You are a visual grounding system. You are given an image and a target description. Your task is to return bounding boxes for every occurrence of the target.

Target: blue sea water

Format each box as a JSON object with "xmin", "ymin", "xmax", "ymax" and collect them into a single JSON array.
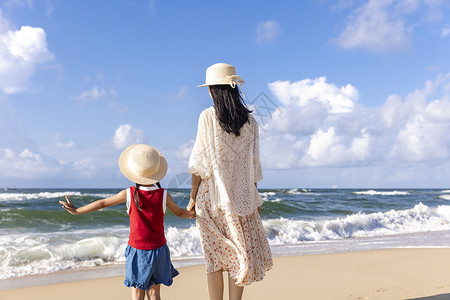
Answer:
[{"xmin": 1, "ymin": 188, "xmax": 450, "ymax": 279}]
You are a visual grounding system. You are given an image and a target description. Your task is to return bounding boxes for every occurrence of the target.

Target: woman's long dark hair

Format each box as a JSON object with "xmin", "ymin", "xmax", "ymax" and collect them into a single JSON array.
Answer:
[
  {"xmin": 209, "ymin": 85, "xmax": 251, "ymax": 136},
  {"xmin": 134, "ymin": 182, "xmax": 161, "ymax": 211}
]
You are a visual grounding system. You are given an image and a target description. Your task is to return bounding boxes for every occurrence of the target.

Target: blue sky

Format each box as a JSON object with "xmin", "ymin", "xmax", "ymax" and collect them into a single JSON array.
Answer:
[{"xmin": 1, "ymin": 0, "xmax": 450, "ymax": 188}]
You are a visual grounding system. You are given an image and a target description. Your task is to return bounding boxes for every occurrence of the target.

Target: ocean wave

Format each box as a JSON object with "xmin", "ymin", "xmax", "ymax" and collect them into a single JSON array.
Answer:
[
  {"xmin": 0, "ymin": 191, "xmax": 83, "ymax": 201},
  {"xmin": 440, "ymin": 190, "xmax": 450, "ymax": 194},
  {"xmin": 353, "ymin": 190, "xmax": 410, "ymax": 196},
  {"xmin": 262, "ymin": 203, "xmax": 450, "ymax": 244},
  {"xmin": 439, "ymin": 195, "xmax": 450, "ymax": 200},
  {"xmin": 259, "ymin": 192, "xmax": 277, "ymax": 201},
  {"xmin": 166, "ymin": 226, "xmax": 202, "ymax": 256},
  {"xmin": 4, "ymin": 202, "xmax": 450, "ymax": 279},
  {"xmin": 0, "ymin": 191, "xmax": 115, "ymax": 202},
  {"xmin": 168, "ymin": 191, "xmax": 188, "ymax": 199},
  {"xmin": 0, "ymin": 225, "xmax": 201, "ymax": 279},
  {"xmin": 268, "ymin": 198, "xmax": 282, "ymax": 203},
  {"xmin": 260, "ymin": 192, "xmax": 276, "ymax": 197},
  {"xmin": 286, "ymin": 188, "xmax": 312, "ymax": 195},
  {"xmin": 0, "ymin": 233, "xmax": 127, "ymax": 279}
]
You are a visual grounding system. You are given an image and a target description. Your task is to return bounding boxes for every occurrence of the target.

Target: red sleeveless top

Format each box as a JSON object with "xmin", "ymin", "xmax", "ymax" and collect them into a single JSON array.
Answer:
[{"xmin": 127, "ymin": 186, "xmax": 167, "ymax": 250}]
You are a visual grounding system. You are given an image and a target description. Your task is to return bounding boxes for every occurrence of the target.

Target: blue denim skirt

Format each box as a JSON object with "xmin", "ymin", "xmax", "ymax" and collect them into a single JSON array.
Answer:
[{"xmin": 123, "ymin": 244, "xmax": 179, "ymax": 290}]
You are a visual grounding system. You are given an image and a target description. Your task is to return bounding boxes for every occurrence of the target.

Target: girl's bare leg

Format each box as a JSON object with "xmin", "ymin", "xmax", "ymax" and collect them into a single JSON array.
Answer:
[
  {"xmin": 147, "ymin": 284, "xmax": 161, "ymax": 300},
  {"xmin": 207, "ymin": 270, "xmax": 224, "ymax": 300},
  {"xmin": 131, "ymin": 287, "xmax": 146, "ymax": 300},
  {"xmin": 228, "ymin": 273, "xmax": 244, "ymax": 300}
]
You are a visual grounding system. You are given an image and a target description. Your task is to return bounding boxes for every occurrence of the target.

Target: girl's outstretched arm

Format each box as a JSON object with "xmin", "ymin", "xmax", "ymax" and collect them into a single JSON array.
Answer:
[
  {"xmin": 166, "ymin": 193, "xmax": 195, "ymax": 219},
  {"xmin": 59, "ymin": 190, "xmax": 127, "ymax": 215}
]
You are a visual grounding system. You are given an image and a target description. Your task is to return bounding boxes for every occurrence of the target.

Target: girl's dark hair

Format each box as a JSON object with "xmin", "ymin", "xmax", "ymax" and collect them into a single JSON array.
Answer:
[
  {"xmin": 209, "ymin": 85, "xmax": 251, "ymax": 136},
  {"xmin": 134, "ymin": 182, "xmax": 161, "ymax": 211}
]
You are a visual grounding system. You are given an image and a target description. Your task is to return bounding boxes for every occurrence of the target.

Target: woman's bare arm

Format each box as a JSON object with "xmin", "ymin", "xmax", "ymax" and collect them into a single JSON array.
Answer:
[{"xmin": 187, "ymin": 174, "xmax": 202, "ymax": 211}]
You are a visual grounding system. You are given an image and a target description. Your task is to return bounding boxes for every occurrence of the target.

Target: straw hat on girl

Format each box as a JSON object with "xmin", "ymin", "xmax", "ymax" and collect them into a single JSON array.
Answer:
[
  {"xmin": 119, "ymin": 144, "xmax": 168, "ymax": 185},
  {"xmin": 197, "ymin": 63, "xmax": 245, "ymax": 88}
]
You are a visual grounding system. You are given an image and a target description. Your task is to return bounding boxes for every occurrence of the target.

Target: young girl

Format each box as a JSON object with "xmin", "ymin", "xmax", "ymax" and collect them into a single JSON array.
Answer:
[{"xmin": 60, "ymin": 144, "xmax": 195, "ymax": 300}]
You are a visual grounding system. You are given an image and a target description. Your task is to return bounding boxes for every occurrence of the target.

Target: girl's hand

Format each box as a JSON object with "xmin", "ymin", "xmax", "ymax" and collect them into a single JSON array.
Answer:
[
  {"xmin": 188, "ymin": 209, "xmax": 196, "ymax": 220},
  {"xmin": 59, "ymin": 196, "xmax": 79, "ymax": 215}
]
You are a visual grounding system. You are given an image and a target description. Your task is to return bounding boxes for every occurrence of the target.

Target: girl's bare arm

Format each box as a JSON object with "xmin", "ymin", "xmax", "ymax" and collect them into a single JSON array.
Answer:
[
  {"xmin": 166, "ymin": 193, "xmax": 195, "ymax": 219},
  {"xmin": 59, "ymin": 190, "xmax": 127, "ymax": 215}
]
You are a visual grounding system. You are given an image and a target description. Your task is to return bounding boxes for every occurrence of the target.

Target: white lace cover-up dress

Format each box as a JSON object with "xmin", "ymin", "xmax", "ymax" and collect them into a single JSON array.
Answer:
[{"xmin": 188, "ymin": 106, "xmax": 273, "ymax": 286}]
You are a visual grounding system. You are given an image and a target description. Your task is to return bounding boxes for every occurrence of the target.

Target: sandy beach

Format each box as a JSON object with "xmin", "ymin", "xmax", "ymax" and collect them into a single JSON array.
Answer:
[{"xmin": 2, "ymin": 248, "xmax": 450, "ymax": 300}]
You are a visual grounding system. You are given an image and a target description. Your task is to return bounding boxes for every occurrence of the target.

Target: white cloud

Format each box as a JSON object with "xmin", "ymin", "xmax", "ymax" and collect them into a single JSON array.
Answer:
[
  {"xmin": 256, "ymin": 20, "xmax": 282, "ymax": 44},
  {"xmin": 336, "ymin": 0, "xmax": 412, "ymax": 53},
  {"xmin": 74, "ymin": 86, "xmax": 107, "ymax": 102},
  {"xmin": 269, "ymin": 77, "xmax": 357, "ymax": 114},
  {"xmin": 46, "ymin": 0, "xmax": 55, "ymax": 17},
  {"xmin": 390, "ymin": 114, "xmax": 449, "ymax": 161},
  {"xmin": 166, "ymin": 86, "xmax": 188, "ymax": 101},
  {"xmin": 299, "ymin": 127, "xmax": 371, "ymax": 167},
  {"xmin": 441, "ymin": 27, "xmax": 450, "ymax": 37},
  {"xmin": 259, "ymin": 73, "xmax": 450, "ymax": 170},
  {"xmin": 175, "ymin": 140, "xmax": 194, "ymax": 160},
  {"xmin": 258, "ymin": 134, "xmax": 306, "ymax": 169},
  {"xmin": 112, "ymin": 124, "xmax": 148, "ymax": 150},
  {"xmin": 3, "ymin": 0, "xmax": 33, "ymax": 8},
  {"xmin": 72, "ymin": 158, "xmax": 97, "ymax": 178},
  {"xmin": 0, "ymin": 11, "xmax": 54, "ymax": 94},
  {"xmin": 175, "ymin": 86, "xmax": 187, "ymax": 100},
  {"xmin": 108, "ymin": 100, "xmax": 129, "ymax": 114},
  {"xmin": 422, "ymin": 0, "xmax": 446, "ymax": 22},
  {"xmin": 52, "ymin": 140, "xmax": 74, "ymax": 151},
  {"xmin": 335, "ymin": 0, "xmax": 450, "ymax": 52},
  {"xmin": 148, "ymin": 0, "xmax": 157, "ymax": 14},
  {"xmin": 0, "ymin": 148, "xmax": 61, "ymax": 179}
]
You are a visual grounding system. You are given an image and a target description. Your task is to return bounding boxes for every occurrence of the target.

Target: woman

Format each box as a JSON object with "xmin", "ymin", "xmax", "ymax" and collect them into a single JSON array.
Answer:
[{"xmin": 187, "ymin": 63, "xmax": 272, "ymax": 300}]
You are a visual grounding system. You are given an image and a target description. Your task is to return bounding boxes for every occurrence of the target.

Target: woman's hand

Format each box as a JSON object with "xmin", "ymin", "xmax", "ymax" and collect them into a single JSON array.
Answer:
[
  {"xmin": 59, "ymin": 196, "xmax": 79, "ymax": 215},
  {"xmin": 187, "ymin": 196, "xmax": 196, "ymax": 212}
]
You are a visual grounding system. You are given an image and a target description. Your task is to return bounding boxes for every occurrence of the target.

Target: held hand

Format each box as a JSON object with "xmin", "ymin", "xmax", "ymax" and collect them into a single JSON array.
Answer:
[
  {"xmin": 59, "ymin": 195, "xmax": 79, "ymax": 215},
  {"xmin": 188, "ymin": 209, "xmax": 196, "ymax": 220}
]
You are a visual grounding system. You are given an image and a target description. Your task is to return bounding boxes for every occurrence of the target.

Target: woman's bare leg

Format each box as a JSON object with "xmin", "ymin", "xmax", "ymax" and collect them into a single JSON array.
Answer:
[
  {"xmin": 147, "ymin": 284, "xmax": 161, "ymax": 300},
  {"xmin": 228, "ymin": 273, "xmax": 244, "ymax": 300},
  {"xmin": 131, "ymin": 287, "xmax": 146, "ymax": 300},
  {"xmin": 207, "ymin": 270, "xmax": 224, "ymax": 300}
]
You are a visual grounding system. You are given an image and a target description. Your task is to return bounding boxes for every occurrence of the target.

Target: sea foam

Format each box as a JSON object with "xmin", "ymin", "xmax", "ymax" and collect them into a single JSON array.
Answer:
[
  {"xmin": 0, "ymin": 225, "xmax": 202, "ymax": 279},
  {"xmin": 3, "ymin": 201, "xmax": 450, "ymax": 279},
  {"xmin": 286, "ymin": 188, "xmax": 312, "ymax": 195},
  {"xmin": 0, "ymin": 191, "xmax": 115, "ymax": 202},
  {"xmin": 353, "ymin": 190, "xmax": 410, "ymax": 196},
  {"xmin": 263, "ymin": 203, "xmax": 450, "ymax": 244}
]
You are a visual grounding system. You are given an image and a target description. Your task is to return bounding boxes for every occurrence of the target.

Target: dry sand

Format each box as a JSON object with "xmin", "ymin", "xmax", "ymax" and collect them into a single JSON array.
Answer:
[{"xmin": 2, "ymin": 248, "xmax": 450, "ymax": 300}]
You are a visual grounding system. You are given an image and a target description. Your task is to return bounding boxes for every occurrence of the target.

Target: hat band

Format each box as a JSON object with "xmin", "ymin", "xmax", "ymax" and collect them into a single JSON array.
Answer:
[{"xmin": 225, "ymin": 75, "xmax": 243, "ymax": 88}]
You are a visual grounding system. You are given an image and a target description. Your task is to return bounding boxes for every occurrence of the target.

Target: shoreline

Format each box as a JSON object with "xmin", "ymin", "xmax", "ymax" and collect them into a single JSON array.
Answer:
[
  {"xmin": 0, "ymin": 256, "xmax": 206, "ymax": 291},
  {"xmin": 2, "ymin": 248, "xmax": 450, "ymax": 300},
  {"xmin": 2, "ymin": 236, "xmax": 450, "ymax": 290}
]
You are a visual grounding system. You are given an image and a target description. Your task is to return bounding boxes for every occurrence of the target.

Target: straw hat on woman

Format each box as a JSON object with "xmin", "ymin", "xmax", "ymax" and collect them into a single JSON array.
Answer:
[{"xmin": 188, "ymin": 63, "xmax": 273, "ymax": 300}]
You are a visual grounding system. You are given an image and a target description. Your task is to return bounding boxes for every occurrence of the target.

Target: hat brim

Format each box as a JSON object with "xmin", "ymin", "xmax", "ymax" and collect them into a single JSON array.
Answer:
[
  {"xmin": 118, "ymin": 144, "xmax": 168, "ymax": 185},
  {"xmin": 197, "ymin": 81, "xmax": 246, "ymax": 88}
]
